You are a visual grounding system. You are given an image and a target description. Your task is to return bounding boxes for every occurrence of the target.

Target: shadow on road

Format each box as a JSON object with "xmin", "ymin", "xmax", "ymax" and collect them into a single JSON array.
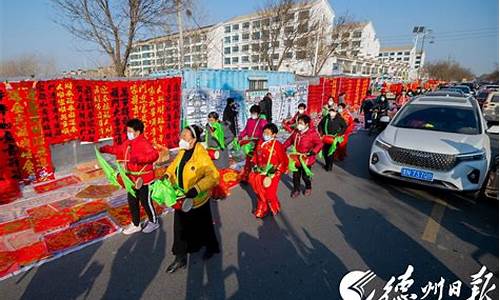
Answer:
[
  {"xmin": 185, "ymin": 201, "xmax": 226, "ymax": 300},
  {"xmin": 328, "ymin": 190, "xmax": 461, "ymax": 285},
  {"xmin": 227, "ymin": 213, "xmax": 347, "ymax": 299},
  {"xmin": 20, "ymin": 241, "xmax": 104, "ymax": 300},
  {"xmin": 102, "ymin": 223, "xmax": 166, "ymax": 300}
]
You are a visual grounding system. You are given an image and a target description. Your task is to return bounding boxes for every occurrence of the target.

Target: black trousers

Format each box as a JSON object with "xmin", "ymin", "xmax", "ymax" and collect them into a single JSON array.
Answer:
[
  {"xmin": 292, "ymin": 166, "xmax": 312, "ymax": 192},
  {"xmin": 172, "ymin": 200, "xmax": 220, "ymax": 256},
  {"xmin": 127, "ymin": 184, "xmax": 157, "ymax": 226},
  {"xmin": 322, "ymin": 144, "xmax": 334, "ymax": 170}
]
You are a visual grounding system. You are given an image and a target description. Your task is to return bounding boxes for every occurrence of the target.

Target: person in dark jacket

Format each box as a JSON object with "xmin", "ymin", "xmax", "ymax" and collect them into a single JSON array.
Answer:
[
  {"xmin": 223, "ymin": 98, "xmax": 238, "ymax": 136},
  {"xmin": 360, "ymin": 93, "xmax": 375, "ymax": 129},
  {"xmin": 259, "ymin": 92, "xmax": 273, "ymax": 122},
  {"xmin": 318, "ymin": 109, "xmax": 347, "ymax": 171}
]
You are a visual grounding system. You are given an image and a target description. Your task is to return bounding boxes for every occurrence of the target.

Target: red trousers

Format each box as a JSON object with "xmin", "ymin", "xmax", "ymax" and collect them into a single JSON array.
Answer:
[{"xmin": 248, "ymin": 172, "xmax": 281, "ymax": 218}]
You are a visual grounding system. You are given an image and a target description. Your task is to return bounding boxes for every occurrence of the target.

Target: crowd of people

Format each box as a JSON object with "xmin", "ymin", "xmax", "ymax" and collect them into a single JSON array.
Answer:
[{"xmin": 99, "ymin": 93, "xmax": 357, "ymax": 274}]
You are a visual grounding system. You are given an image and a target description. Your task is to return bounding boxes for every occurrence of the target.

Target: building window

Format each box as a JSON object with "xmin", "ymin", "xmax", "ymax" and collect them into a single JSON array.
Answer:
[
  {"xmin": 224, "ymin": 57, "xmax": 231, "ymax": 64},
  {"xmin": 404, "ymin": 57, "xmax": 410, "ymax": 61},
  {"xmin": 298, "ymin": 10, "xmax": 309, "ymax": 20},
  {"xmin": 252, "ymin": 32, "xmax": 261, "ymax": 40},
  {"xmin": 272, "ymin": 53, "xmax": 279, "ymax": 60},
  {"xmin": 352, "ymin": 31, "xmax": 362, "ymax": 38},
  {"xmin": 141, "ymin": 45, "xmax": 151, "ymax": 51},
  {"xmin": 249, "ymin": 79, "xmax": 268, "ymax": 91},
  {"xmin": 251, "ymin": 66, "xmax": 259, "ymax": 70},
  {"xmin": 296, "ymin": 51, "xmax": 306, "ymax": 59},
  {"xmin": 232, "ymin": 57, "xmax": 239, "ymax": 63},
  {"xmin": 285, "ymin": 13, "xmax": 294, "ymax": 22},
  {"xmin": 233, "ymin": 35, "xmax": 239, "ymax": 42},
  {"xmin": 242, "ymin": 33, "xmax": 250, "ymax": 40},
  {"xmin": 233, "ymin": 24, "xmax": 239, "ymax": 30},
  {"xmin": 252, "ymin": 20, "xmax": 260, "ymax": 28},
  {"xmin": 252, "ymin": 43, "xmax": 260, "ymax": 51},
  {"xmin": 224, "ymin": 26, "xmax": 231, "ymax": 33},
  {"xmin": 352, "ymin": 41, "xmax": 361, "ymax": 47},
  {"xmin": 242, "ymin": 44, "xmax": 250, "ymax": 52},
  {"xmin": 224, "ymin": 47, "xmax": 231, "ymax": 54},
  {"xmin": 284, "ymin": 52, "xmax": 293, "ymax": 59},
  {"xmin": 390, "ymin": 52, "xmax": 395, "ymax": 56},
  {"xmin": 272, "ymin": 41, "xmax": 279, "ymax": 48},
  {"xmin": 232, "ymin": 45, "xmax": 239, "ymax": 52},
  {"xmin": 396, "ymin": 57, "xmax": 402, "ymax": 61},
  {"xmin": 242, "ymin": 56, "xmax": 249, "ymax": 62},
  {"xmin": 243, "ymin": 22, "xmax": 250, "ymax": 29},
  {"xmin": 184, "ymin": 55, "xmax": 191, "ymax": 62},
  {"xmin": 262, "ymin": 18, "xmax": 270, "ymax": 27},
  {"xmin": 224, "ymin": 36, "xmax": 231, "ymax": 44},
  {"xmin": 251, "ymin": 55, "xmax": 259, "ymax": 63},
  {"xmin": 397, "ymin": 52, "xmax": 403, "ymax": 55},
  {"xmin": 193, "ymin": 45, "xmax": 202, "ymax": 52},
  {"xmin": 383, "ymin": 53, "xmax": 388, "ymax": 56}
]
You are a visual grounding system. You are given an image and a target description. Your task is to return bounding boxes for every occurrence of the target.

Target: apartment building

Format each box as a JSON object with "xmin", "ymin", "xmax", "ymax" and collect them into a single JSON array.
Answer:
[
  {"xmin": 219, "ymin": 0, "xmax": 334, "ymax": 75},
  {"xmin": 127, "ymin": 25, "xmax": 223, "ymax": 77},
  {"xmin": 378, "ymin": 45, "xmax": 425, "ymax": 80},
  {"xmin": 333, "ymin": 21, "xmax": 380, "ymax": 60}
]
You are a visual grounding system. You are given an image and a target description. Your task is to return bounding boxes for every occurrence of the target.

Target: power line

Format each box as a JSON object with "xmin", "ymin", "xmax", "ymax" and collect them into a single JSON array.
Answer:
[{"xmin": 378, "ymin": 27, "xmax": 499, "ymax": 39}]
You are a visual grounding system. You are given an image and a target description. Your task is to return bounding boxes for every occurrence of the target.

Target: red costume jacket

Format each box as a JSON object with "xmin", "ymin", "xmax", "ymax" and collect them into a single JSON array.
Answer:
[
  {"xmin": 340, "ymin": 110, "xmax": 355, "ymax": 136},
  {"xmin": 100, "ymin": 135, "xmax": 159, "ymax": 184},
  {"xmin": 252, "ymin": 139, "xmax": 288, "ymax": 176},
  {"xmin": 238, "ymin": 118, "xmax": 267, "ymax": 140},
  {"xmin": 282, "ymin": 112, "xmax": 314, "ymax": 133},
  {"xmin": 283, "ymin": 127, "xmax": 323, "ymax": 166}
]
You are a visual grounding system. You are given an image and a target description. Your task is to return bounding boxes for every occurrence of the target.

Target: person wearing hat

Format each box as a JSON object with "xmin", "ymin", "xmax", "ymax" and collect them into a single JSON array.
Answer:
[
  {"xmin": 99, "ymin": 118, "xmax": 159, "ymax": 235},
  {"xmin": 223, "ymin": 97, "xmax": 238, "ymax": 136},
  {"xmin": 164, "ymin": 124, "xmax": 221, "ymax": 273},
  {"xmin": 318, "ymin": 108, "xmax": 347, "ymax": 171},
  {"xmin": 248, "ymin": 123, "xmax": 288, "ymax": 218}
]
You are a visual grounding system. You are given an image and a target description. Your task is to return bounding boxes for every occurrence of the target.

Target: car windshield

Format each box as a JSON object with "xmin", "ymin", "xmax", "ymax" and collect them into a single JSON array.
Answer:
[
  {"xmin": 393, "ymin": 104, "xmax": 480, "ymax": 134},
  {"xmin": 492, "ymin": 95, "xmax": 499, "ymax": 103},
  {"xmin": 454, "ymin": 86, "xmax": 471, "ymax": 93}
]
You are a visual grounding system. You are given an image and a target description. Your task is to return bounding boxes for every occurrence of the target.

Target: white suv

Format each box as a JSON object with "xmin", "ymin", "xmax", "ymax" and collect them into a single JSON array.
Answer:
[{"xmin": 369, "ymin": 96, "xmax": 491, "ymax": 193}]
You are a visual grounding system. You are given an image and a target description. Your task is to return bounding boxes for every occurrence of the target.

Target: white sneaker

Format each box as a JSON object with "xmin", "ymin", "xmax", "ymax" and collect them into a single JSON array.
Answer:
[
  {"xmin": 122, "ymin": 223, "xmax": 142, "ymax": 235},
  {"xmin": 142, "ymin": 221, "xmax": 160, "ymax": 234}
]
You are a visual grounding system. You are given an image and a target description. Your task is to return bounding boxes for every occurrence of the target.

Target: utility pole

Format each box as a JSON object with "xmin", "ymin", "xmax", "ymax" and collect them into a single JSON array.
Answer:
[{"xmin": 176, "ymin": 0, "xmax": 184, "ymax": 70}]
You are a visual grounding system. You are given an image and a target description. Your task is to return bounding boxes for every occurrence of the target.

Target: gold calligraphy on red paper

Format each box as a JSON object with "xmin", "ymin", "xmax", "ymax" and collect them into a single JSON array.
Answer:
[
  {"xmin": 93, "ymin": 82, "xmax": 113, "ymax": 139},
  {"xmin": 6, "ymin": 82, "xmax": 55, "ymax": 183},
  {"xmin": 55, "ymin": 80, "xmax": 78, "ymax": 142}
]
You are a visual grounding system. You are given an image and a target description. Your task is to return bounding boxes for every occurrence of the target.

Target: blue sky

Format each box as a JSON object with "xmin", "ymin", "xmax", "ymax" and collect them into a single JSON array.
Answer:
[{"xmin": 1, "ymin": 0, "xmax": 498, "ymax": 75}]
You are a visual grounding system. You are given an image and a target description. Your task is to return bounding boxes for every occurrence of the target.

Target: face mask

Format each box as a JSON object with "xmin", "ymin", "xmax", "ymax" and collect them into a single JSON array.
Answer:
[
  {"xmin": 337, "ymin": 108, "xmax": 343, "ymax": 113},
  {"xmin": 179, "ymin": 139, "xmax": 191, "ymax": 150},
  {"xmin": 263, "ymin": 134, "xmax": 272, "ymax": 142},
  {"xmin": 380, "ymin": 96, "xmax": 386, "ymax": 101},
  {"xmin": 297, "ymin": 124, "xmax": 307, "ymax": 132},
  {"xmin": 251, "ymin": 114, "xmax": 258, "ymax": 119},
  {"xmin": 298, "ymin": 109, "xmax": 305, "ymax": 114},
  {"xmin": 127, "ymin": 132, "xmax": 136, "ymax": 141}
]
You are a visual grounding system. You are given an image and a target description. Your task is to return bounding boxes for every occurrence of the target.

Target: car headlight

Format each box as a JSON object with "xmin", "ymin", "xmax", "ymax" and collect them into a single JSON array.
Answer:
[
  {"xmin": 375, "ymin": 138, "xmax": 392, "ymax": 150},
  {"xmin": 457, "ymin": 150, "xmax": 486, "ymax": 161}
]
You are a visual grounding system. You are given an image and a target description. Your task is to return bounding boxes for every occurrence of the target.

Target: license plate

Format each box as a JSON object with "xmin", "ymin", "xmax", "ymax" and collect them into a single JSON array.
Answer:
[{"xmin": 401, "ymin": 168, "xmax": 434, "ymax": 182}]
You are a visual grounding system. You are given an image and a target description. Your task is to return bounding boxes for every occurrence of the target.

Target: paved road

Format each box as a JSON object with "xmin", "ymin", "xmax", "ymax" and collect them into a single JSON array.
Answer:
[{"xmin": 1, "ymin": 131, "xmax": 498, "ymax": 300}]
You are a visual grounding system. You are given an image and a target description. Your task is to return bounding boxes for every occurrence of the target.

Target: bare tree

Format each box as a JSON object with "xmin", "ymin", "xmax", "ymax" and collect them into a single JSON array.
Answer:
[
  {"xmin": 479, "ymin": 64, "xmax": 499, "ymax": 82},
  {"xmin": 51, "ymin": 0, "xmax": 172, "ymax": 77},
  {"xmin": 305, "ymin": 15, "xmax": 356, "ymax": 76},
  {"xmin": 256, "ymin": 0, "xmax": 312, "ymax": 71},
  {"xmin": 0, "ymin": 54, "xmax": 57, "ymax": 78},
  {"xmin": 423, "ymin": 60, "xmax": 475, "ymax": 81}
]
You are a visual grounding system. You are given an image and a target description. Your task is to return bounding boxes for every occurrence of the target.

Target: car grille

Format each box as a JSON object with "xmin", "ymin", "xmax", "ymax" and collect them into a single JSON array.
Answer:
[{"xmin": 387, "ymin": 147, "xmax": 457, "ymax": 171}]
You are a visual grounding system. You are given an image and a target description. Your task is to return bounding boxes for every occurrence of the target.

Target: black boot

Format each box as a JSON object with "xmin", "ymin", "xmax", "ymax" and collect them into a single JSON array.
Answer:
[{"xmin": 166, "ymin": 255, "xmax": 187, "ymax": 273}]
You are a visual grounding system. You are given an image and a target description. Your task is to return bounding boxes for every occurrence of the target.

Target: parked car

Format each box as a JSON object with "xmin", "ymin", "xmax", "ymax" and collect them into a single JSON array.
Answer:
[
  {"xmin": 483, "ymin": 92, "xmax": 499, "ymax": 124},
  {"xmin": 369, "ymin": 96, "xmax": 491, "ymax": 198},
  {"xmin": 476, "ymin": 90, "xmax": 491, "ymax": 107},
  {"xmin": 424, "ymin": 91, "xmax": 465, "ymax": 98}
]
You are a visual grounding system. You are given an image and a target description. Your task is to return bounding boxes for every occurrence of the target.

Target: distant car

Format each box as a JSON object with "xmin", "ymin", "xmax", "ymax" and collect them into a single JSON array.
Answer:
[
  {"xmin": 424, "ymin": 91, "xmax": 465, "ymax": 97},
  {"xmin": 483, "ymin": 92, "xmax": 499, "ymax": 124},
  {"xmin": 369, "ymin": 96, "xmax": 491, "ymax": 197},
  {"xmin": 476, "ymin": 90, "xmax": 491, "ymax": 107},
  {"xmin": 451, "ymin": 85, "xmax": 472, "ymax": 97},
  {"xmin": 480, "ymin": 84, "xmax": 499, "ymax": 91}
]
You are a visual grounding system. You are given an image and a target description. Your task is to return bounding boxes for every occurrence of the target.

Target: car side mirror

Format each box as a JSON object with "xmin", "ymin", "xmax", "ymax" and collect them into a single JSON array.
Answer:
[
  {"xmin": 487, "ymin": 125, "xmax": 499, "ymax": 134},
  {"xmin": 380, "ymin": 116, "xmax": 391, "ymax": 123}
]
